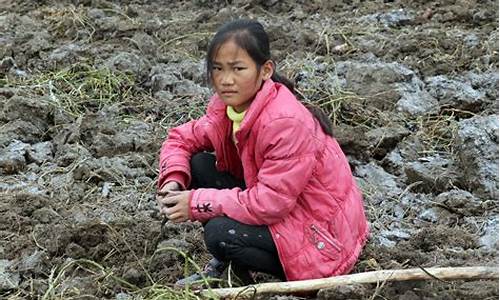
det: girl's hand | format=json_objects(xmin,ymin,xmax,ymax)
[
  {"xmin": 156, "ymin": 181, "xmax": 181, "ymax": 210},
  {"xmin": 158, "ymin": 181, "xmax": 181, "ymax": 195},
  {"xmin": 160, "ymin": 190, "xmax": 191, "ymax": 223}
]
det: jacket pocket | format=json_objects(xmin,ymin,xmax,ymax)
[{"xmin": 306, "ymin": 223, "xmax": 344, "ymax": 261}]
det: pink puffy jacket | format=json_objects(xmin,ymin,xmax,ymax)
[{"xmin": 158, "ymin": 79, "xmax": 369, "ymax": 281}]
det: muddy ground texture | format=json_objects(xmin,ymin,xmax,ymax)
[{"xmin": 0, "ymin": 0, "xmax": 498, "ymax": 299}]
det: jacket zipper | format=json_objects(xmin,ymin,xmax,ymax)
[
  {"xmin": 210, "ymin": 116, "xmax": 229, "ymax": 168},
  {"xmin": 234, "ymin": 135, "xmax": 241, "ymax": 157},
  {"xmin": 311, "ymin": 224, "xmax": 341, "ymax": 251}
]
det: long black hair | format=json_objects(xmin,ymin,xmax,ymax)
[{"xmin": 206, "ymin": 19, "xmax": 333, "ymax": 137}]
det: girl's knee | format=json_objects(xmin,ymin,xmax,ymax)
[
  {"xmin": 190, "ymin": 152, "xmax": 214, "ymax": 171},
  {"xmin": 204, "ymin": 217, "xmax": 234, "ymax": 255}
]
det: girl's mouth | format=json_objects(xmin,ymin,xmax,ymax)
[{"xmin": 221, "ymin": 90, "xmax": 237, "ymax": 95}]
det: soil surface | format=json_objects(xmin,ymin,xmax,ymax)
[{"xmin": 0, "ymin": 0, "xmax": 498, "ymax": 299}]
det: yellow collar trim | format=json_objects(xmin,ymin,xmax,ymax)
[{"xmin": 226, "ymin": 106, "xmax": 246, "ymax": 122}]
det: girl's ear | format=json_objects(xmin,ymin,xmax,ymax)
[{"xmin": 261, "ymin": 60, "xmax": 274, "ymax": 80}]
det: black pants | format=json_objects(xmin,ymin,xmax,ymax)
[{"xmin": 190, "ymin": 152, "xmax": 286, "ymax": 280}]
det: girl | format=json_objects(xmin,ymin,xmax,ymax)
[{"xmin": 156, "ymin": 19, "xmax": 369, "ymax": 285}]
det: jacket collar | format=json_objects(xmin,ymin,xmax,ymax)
[
  {"xmin": 209, "ymin": 79, "xmax": 278, "ymax": 139},
  {"xmin": 237, "ymin": 79, "xmax": 276, "ymax": 138}
]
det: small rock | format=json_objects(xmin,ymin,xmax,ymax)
[
  {"xmin": 14, "ymin": 250, "xmax": 46, "ymax": 275},
  {"xmin": 396, "ymin": 77, "xmax": 439, "ymax": 116},
  {"xmin": 104, "ymin": 51, "xmax": 150, "ymax": 78},
  {"xmin": 404, "ymin": 155, "xmax": 459, "ymax": 193},
  {"xmin": 318, "ymin": 283, "xmax": 368, "ymax": 299},
  {"xmin": 27, "ymin": 141, "xmax": 54, "ymax": 164},
  {"xmin": 336, "ymin": 59, "xmax": 415, "ymax": 111},
  {"xmin": 9, "ymin": 68, "xmax": 28, "ymax": 78},
  {"xmin": 380, "ymin": 228, "xmax": 412, "ymax": 241},
  {"xmin": 2, "ymin": 95, "xmax": 52, "ymax": 126},
  {"xmin": 122, "ymin": 267, "xmax": 144, "ymax": 285},
  {"xmin": 360, "ymin": 9, "xmax": 415, "ymax": 27},
  {"xmin": 157, "ymin": 238, "xmax": 192, "ymax": 253},
  {"xmin": 0, "ymin": 120, "xmax": 43, "ymax": 148},
  {"xmin": 377, "ymin": 9, "xmax": 415, "ymax": 27},
  {"xmin": 398, "ymin": 290, "xmax": 420, "ymax": 300},
  {"xmin": 0, "ymin": 259, "xmax": 20, "ymax": 290},
  {"xmin": 381, "ymin": 148, "xmax": 405, "ymax": 175},
  {"xmin": 55, "ymin": 144, "xmax": 92, "ymax": 168},
  {"xmin": 393, "ymin": 204, "xmax": 406, "ymax": 219},
  {"xmin": 435, "ymin": 189, "xmax": 486, "ymax": 216},
  {"xmin": 32, "ymin": 207, "xmax": 60, "ymax": 224},
  {"xmin": 454, "ymin": 115, "xmax": 498, "ymax": 199},
  {"xmin": 88, "ymin": 8, "xmax": 105, "ymax": 19},
  {"xmin": 355, "ymin": 163, "xmax": 402, "ymax": 200},
  {"xmin": 375, "ymin": 235, "xmax": 396, "ymax": 248},
  {"xmin": 115, "ymin": 292, "xmax": 134, "ymax": 300},
  {"xmin": 464, "ymin": 71, "xmax": 498, "ymax": 101},
  {"xmin": 48, "ymin": 43, "xmax": 83, "ymax": 64},
  {"xmin": 150, "ymin": 64, "xmax": 178, "ymax": 92},
  {"xmin": 332, "ymin": 43, "xmax": 349, "ymax": 54},
  {"xmin": 171, "ymin": 79, "xmax": 209, "ymax": 96},
  {"xmin": 0, "ymin": 56, "xmax": 15, "ymax": 71},
  {"xmin": 153, "ymin": 238, "xmax": 193, "ymax": 264},
  {"xmin": 332, "ymin": 124, "xmax": 369, "ymax": 157},
  {"xmin": 366, "ymin": 125, "xmax": 411, "ymax": 157},
  {"xmin": 262, "ymin": 0, "xmax": 279, "ymax": 7},
  {"xmin": 418, "ymin": 208, "xmax": 439, "ymax": 223},
  {"xmin": 101, "ymin": 182, "xmax": 113, "ymax": 198},
  {"xmin": 65, "ymin": 243, "xmax": 86, "ymax": 259},
  {"xmin": 0, "ymin": 140, "xmax": 30, "ymax": 174},
  {"xmin": 479, "ymin": 217, "xmax": 499, "ymax": 252},
  {"xmin": 130, "ymin": 32, "xmax": 157, "ymax": 56},
  {"xmin": 425, "ymin": 75, "xmax": 485, "ymax": 112}
]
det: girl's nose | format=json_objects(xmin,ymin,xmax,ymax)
[{"xmin": 221, "ymin": 72, "xmax": 234, "ymax": 85}]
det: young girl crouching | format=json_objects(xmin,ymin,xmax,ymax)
[{"xmin": 156, "ymin": 19, "xmax": 369, "ymax": 285}]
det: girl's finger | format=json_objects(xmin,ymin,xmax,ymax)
[
  {"xmin": 159, "ymin": 194, "xmax": 179, "ymax": 206},
  {"xmin": 156, "ymin": 190, "xmax": 169, "ymax": 196},
  {"xmin": 167, "ymin": 212, "xmax": 182, "ymax": 221},
  {"xmin": 164, "ymin": 205, "xmax": 177, "ymax": 216},
  {"xmin": 156, "ymin": 194, "xmax": 168, "ymax": 203},
  {"xmin": 160, "ymin": 205, "xmax": 171, "ymax": 216},
  {"xmin": 165, "ymin": 190, "xmax": 182, "ymax": 196},
  {"xmin": 157, "ymin": 187, "xmax": 182, "ymax": 197},
  {"xmin": 171, "ymin": 214, "xmax": 187, "ymax": 223}
]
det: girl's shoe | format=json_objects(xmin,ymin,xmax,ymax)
[
  {"xmin": 175, "ymin": 258, "xmax": 227, "ymax": 287},
  {"xmin": 175, "ymin": 258, "xmax": 255, "ymax": 287}
]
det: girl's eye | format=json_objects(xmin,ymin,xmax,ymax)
[
  {"xmin": 212, "ymin": 66, "xmax": 222, "ymax": 71},
  {"xmin": 234, "ymin": 67, "xmax": 246, "ymax": 71}
]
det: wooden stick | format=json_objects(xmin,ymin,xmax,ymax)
[{"xmin": 201, "ymin": 266, "xmax": 498, "ymax": 299}]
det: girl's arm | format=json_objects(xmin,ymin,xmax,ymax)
[
  {"xmin": 189, "ymin": 117, "xmax": 317, "ymax": 225},
  {"xmin": 158, "ymin": 115, "xmax": 215, "ymax": 190}
]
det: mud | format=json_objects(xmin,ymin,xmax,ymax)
[{"xmin": 0, "ymin": 0, "xmax": 498, "ymax": 299}]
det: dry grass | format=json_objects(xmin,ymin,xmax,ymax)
[
  {"xmin": 281, "ymin": 51, "xmax": 464, "ymax": 158},
  {"xmin": 28, "ymin": 222, "xmax": 219, "ymax": 300},
  {"xmin": 410, "ymin": 108, "xmax": 466, "ymax": 156},
  {"xmin": 281, "ymin": 53, "xmax": 393, "ymax": 130},
  {"xmin": 158, "ymin": 94, "xmax": 207, "ymax": 129},
  {"xmin": 41, "ymin": 5, "xmax": 96, "ymax": 42},
  {"xmin": 37, "ymin": 258, "xmax": 211, "ymax": 300},
  {"xmin": 2, "ymin": 63, "xmax": 137, "ymax": 117}
]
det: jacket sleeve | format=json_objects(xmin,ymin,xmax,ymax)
[
  {"xmin": 158, "ymin": 115, "xmax": 215, "ymax": 189},
  {"xmin": 189, "ymin": 117, "xmax": 317, "ymax": 225}
]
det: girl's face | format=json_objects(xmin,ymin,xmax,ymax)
[{"xmin": 211, "ymin": 39, "xmax": 273, "ymax": 112}]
